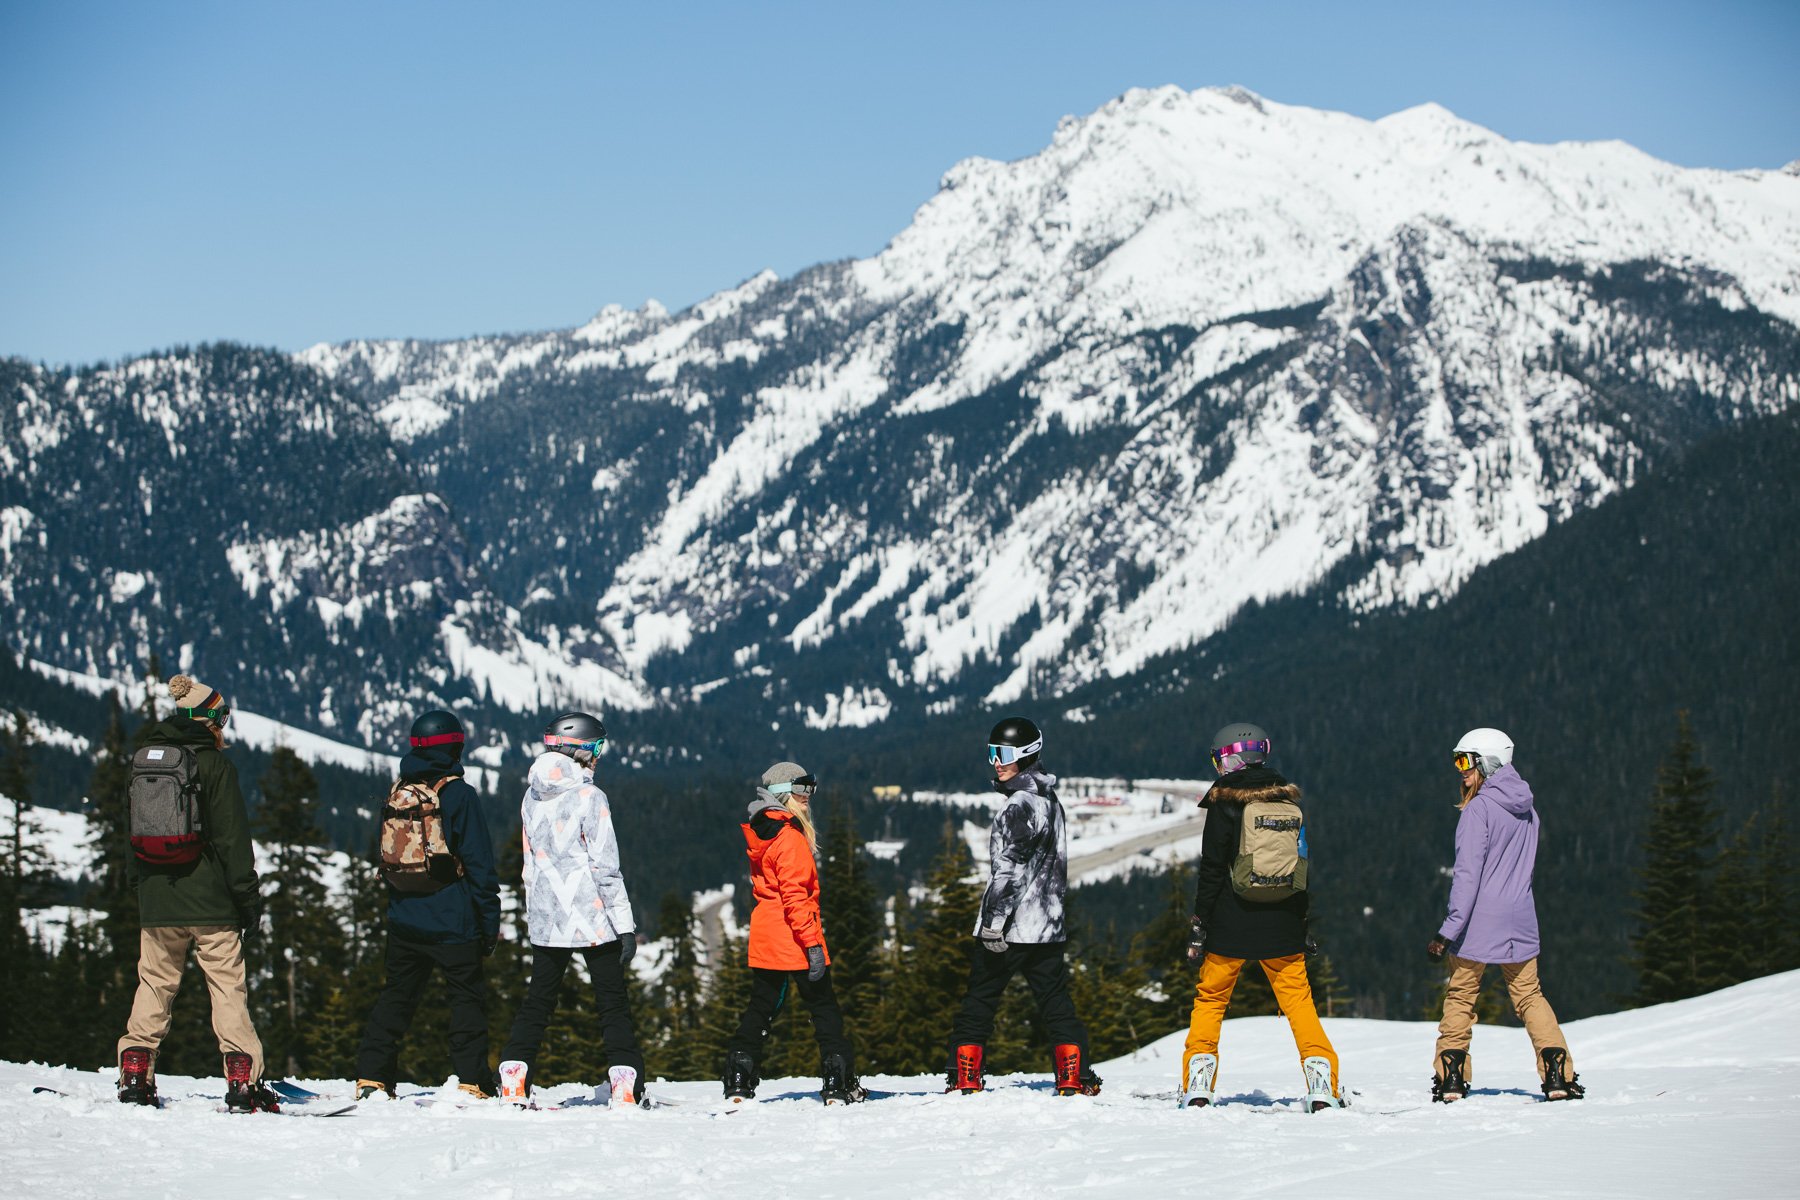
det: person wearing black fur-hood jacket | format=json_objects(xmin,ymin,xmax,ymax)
[
  {"xmin": 944, "ymin": 717, "xmax": 1100, "ymax": 1097},
  {"xmin": 1179, "ymin": 723, "xmax": 1343, "ymax": 1112}
]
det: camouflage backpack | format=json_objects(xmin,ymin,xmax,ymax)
[
  {"xmin": 128, "ymin": 743, "xmax": 206, "ymax": 865},
  {"xmin": 1229, "ymin": 794, "xmax": 1309, "ymax": 903},
  {"xmin": 377, "ymin": 776, "xmax": 464, "ymax": 893}
]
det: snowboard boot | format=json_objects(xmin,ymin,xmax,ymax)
[
  {"xmin": 224, "ymin": 1052, "xmax": 280, "ymax": 1113},
  {"xmin": 609, "ymin": 1065, "xmax": 649, "ymax": 1108},
  {"xmin": 820, "ymin": 1052, "xmax": 868, "ymax": 1105},
  {"xmin": 1540, "ymin": 1047, "xmax": 1585, "ymax": 1101},
  {"xmin": 356, "ymin": 1078, "xmax": 395, "ymax": 1102},
  {"xmin": 1180, "ymin": 1053, "xmax": 1217, "ymax": 1109},
  {"xmin": 498, "ymin": 1060, "xmax": 530, "ymax": 1105},
  {"xmin": 117, "ymin": 1046, "xmax": 158, "ymax": 1107},
  {"xmin": 723, "ymin": 1050, "xmax": 758, "ymax": 1102},
  {"xmin": 1432, "ymin": 1049, "xmax": 1469, "ymax": 1103},
  {"xmin": 1303, "ymin": 1056, "xmax": 1345, "ymax": 1111},
  {"xmin": 946, "ymin": 1043, "xmax": 984, "ymax": 1094},
  {"xmin": 1053, "ymin": 1044, "xmax": 1102, "ymax": 1097}
]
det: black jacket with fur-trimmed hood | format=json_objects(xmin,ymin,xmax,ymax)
[{"xmin": 1191, "ymin": 764, "xmax": 1310, "ymax": 960}]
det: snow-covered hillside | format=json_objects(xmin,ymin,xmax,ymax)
[
  {"xmin": 6, "ymin": 86, "xmax": 1799, "ymax": 750},
  {"xmin": 6, "ymin": 971, "xmax": 1794, "ymax": 1199}
]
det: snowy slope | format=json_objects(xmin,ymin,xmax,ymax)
[{"xmin": 5, "ymin": 971, "xmax": 1794, "ymax": 1199}]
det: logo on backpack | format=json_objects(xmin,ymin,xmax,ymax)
[
  {"xmin": 129, "ymin": 744, "xmax": 206, "ymax": 865},
  {"xmin": 377, "ymin": 777, "xmax": 465, "ymax": 894},
  {"xmin": 1230, "ymin": 794, "xmax": 1309, "ymax": 902}
]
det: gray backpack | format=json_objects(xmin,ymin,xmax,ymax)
[{"xmin": 129, "ymin": 744, "xmax": 206, "ymax": 865}]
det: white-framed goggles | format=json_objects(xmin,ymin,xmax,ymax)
[{"xmin": 987, "ymin": 738, "xmax": 1043, "ymax": 766}]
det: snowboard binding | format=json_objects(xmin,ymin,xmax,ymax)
[
  {"xmin": 723, "ymin": 1050, "xmax": 758, "ymax": 1102},
  {"xmin": 1180, "ymin": 1053, "xmax": 1217, "ymax": 1109},
  {"xmin": 117, "ymin": 1046, "xmax": 158, "ymax": 1107},
  {"xmin": 224, "ymin": 1052, "xmax": 281, "ymax": 1113},
  {"xmin": 1540, "ymin": 1047, "xmax": 1585, "ymax": 1101},
  {"xmin": 1432, "ymin": 1049, "xmax": 1469, "ymax": 1103},
  {"xmin": 946, "ymin": 1043, "xmax": 985, "ymax": 1094},
  {"xmin": 820, "ymin": 1052, "xmax": 868, "ymax": 1105}
]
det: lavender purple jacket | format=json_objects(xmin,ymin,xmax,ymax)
[{"xmin": 1438, "ymin": 764, "xmax": 1542, "ymax": 964}]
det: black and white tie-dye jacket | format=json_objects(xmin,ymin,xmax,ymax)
[{"xmin": 974, "ymin": 767, "xmax": 1069, "ymax": 944}]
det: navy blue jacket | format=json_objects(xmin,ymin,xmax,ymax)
[{"xmin": 384, "ymin": 747, "xmax": 501, "ymax": 946}]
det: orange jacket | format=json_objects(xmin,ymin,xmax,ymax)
[{"xmin": 742, "ymin": 805, "xmax": 829, "ymax": 971}]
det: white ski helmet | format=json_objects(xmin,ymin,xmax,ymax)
[{"xmin": 1452, "ymin": 728, "xmax": 1514, "ymax": 777}]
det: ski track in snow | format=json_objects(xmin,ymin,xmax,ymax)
[{"xmin": 5, "ymin": 972, "xmax": 1794, "ymax": 1199}]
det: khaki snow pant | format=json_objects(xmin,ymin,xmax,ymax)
[
  {"xmin": 1434, "ymin": 954, "xmax": 1571, "ymax": 1083},
  {"xmin": 117, "ymin": 924, "xmax": 264, "ymax": 1082},
  {"xmin": 1182, "ymin": 952, "xmax": 1339, "ymax": 1096}
]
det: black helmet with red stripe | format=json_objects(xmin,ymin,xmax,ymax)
[{"xmin": 409, "ymin": 710, "xmax": 466, "ymax": 758}]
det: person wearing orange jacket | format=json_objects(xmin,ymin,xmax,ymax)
[{"xmin": 722, "ymin": 761, "xmax": 866, "ymax": 1104}]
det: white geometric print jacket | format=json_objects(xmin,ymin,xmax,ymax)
[{"xmin": 520, "ymin": 751, "xmax": 637, "ymax": 947}]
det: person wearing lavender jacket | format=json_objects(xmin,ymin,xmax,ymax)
[{"xmin": 1426, "ymin": 728, "xmax": 1584, "ymax": 1103}]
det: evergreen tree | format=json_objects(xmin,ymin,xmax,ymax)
[
  {"xmin": 82, "ymin": 693, "xmax": 139, "ymax": 1034},
  {"xmin": 252, "ymin": 747, "xmax": 343, "ymax": 1076},
  {"xmin": 646, "ymin": 890, "xmax": 708, "ymax": 1079},
  {"xmin": 869, "ymin": 823, "xmax": 982, "ymax": 1075},
  {"xmin": 819, "ymin": 797, "xmax": 882, "ymax": 1029},
  {"xmin": 1630, "ymin": 712, "xmax": 1722, "ymax": 1005}
]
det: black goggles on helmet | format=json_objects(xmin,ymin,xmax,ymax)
[
  {"xmin": 767, "ymin": 774, "xmax": 817, "ymax": 797},
  {"xmin": 987, "ymin": 738, "xmax": 1043, "ymax": 766}
]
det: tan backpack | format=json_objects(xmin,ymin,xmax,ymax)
[
  {"xmin": 1229, "ymin": 795, "xmax": 1309, "ymax": 902},
  {"xmin": 377, "ymin": 777, "xmax": 465, "ymax": 893}
]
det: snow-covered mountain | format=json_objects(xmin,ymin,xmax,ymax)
[{"xmin": 5, "ymin": 86, "xmax": 1798, "ymax": 754}]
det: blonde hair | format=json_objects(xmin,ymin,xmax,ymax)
[
  {"xmin": 783, "ymin": 795, "xmax": 819, "ymax": 856},
  {"xmin": 1457, "ymin": 770, "xmax": 1484, "ymax": 810}
]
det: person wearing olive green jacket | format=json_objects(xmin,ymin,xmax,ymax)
[{"xmin": 115, "ymin": 674, "xmax": 273, "ymax": 1111}]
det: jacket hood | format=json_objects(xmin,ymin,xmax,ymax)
[
  {"xmin": 526, "ymin": 750, "xmax": 589, "ymax": 803},
  {"xmin": 994, "ymin": 766, "xmax": 1058, "ymax": 796},
  {"xmin": 144, "ymin": 717, "xmax": 219, "ymax": 750},
  {"xmin": 741, "ymin": 805, "xmax": 797, "ymax": 869},
  {"xmin": 400, "ymin": 745, "xmax": 465, "ymax": 783},
  {"xmin": 1477, "ymin": 763, "xmax": 1535, "ymax": 817},
  {"xmin": 1204, "ymin": 764, "xmax": 1297, "ymax": 807},
  {"xmin": 747, "ymin": 791, "xmax": 791, "ymax": 821}
]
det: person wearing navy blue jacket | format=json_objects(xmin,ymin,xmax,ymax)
[{"xmin": 353, "ymin": 710, "xmax": 501, "ymax": 1100}]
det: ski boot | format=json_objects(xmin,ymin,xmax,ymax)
[
  {"xmin": 1303, "ymin": 1056, "xmax": 1345, "ymax": 1111},
  {"xmin": 356, "ymin": 1078, "xmax": 395, "ymax": 1102},
  {"xmin": 723, "ymin": 1050, "xmax": 758, "ymax": 1103},
  {"xmin": 117, "ymin": 1046, "xmax": 158, "ymax": 1107},
  {"xmin": 1540, "ymin": 1047, "xmax": 1585, "ymax": 1101},
  {"xmin": 1179, "ymin": 1053, "xmax": 1217, "ymax": 1109},
  {"xmin": 820, "ymin": 1052, "xmax": 868, "ymax": 1105},
  {"xmin": 609, "ymin": 1065, "xmax": 651, "ymax": 1108},
  {"xmin": 1431, "ymin": 1049, "xmax": 1469, "ymax": 1103},
  {"xmin": 498, "ymin": 1060, "xmax": 530, "ymax": 1106},
  {"xmin": 224, "ymin": 1052, "xmax": 281, "ymax": 1113},
  {"xmin": 946, "ymin": 1043, "xmax": 984, "ymax": 1094},
  {"xmin": 1053, "ymin": 1044, "xmax": 1102, "ymax": 1097}
]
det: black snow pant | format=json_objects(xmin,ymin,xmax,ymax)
[
  {"xmin": 949, "ymin": 940, "xmax": 1090, "ymax": 1068},
  {"xmin": 499, "ymin": 942, "xmax": 646, "ymax": 1082},
  {"xmin": 355, "ymin": 933, "xmax": 491, "ymax": 1091},
  {"xmin": 726, "ymin": 966, "xmax": 856, "ymax": 1082}
]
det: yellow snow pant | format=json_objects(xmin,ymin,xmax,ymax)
[
  {"xmin": 117, "ymin": 924, "xmax": 264, "ymax": 1082},
  {"xmin": 1181, "ymin": 952, "xmax": 1338, "ymax": 1095},
  {"xmin": 1434, "ymin": 954, "xmax": 1572, "ymax": 1083}
]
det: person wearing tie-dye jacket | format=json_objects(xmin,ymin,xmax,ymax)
[{"xmin": 496, "ymin": 712, "xmax": 648, "ymax": 1106}]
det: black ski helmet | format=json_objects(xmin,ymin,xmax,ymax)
[
  {"xmin": 409, "ymin": 710, "xmax": 465, "ymax": 754},
  {"xmin": 1209, "ymin": 722, "xmax": 1270, "ymax": 775},
  {"xmin": 543, "ymin": 711, "xmax": 606, "ymax": 757},
  {"xmin": 987, "ymin": 716, "xmax": 1044, "ymax": 769}
]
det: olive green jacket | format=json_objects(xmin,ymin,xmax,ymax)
[{"xmin": 128, "ymin": 718, "xmax": 261, "ymax": 927}]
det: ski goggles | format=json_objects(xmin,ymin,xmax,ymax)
[
  {"xmin": 1452, "ymin": 750, "xmax": 1480, "ymax": 773},
  {"xmin": 766, "ymin": 774, "xmax": 817, "ymax": 798},
  {"xmin": 545, "ymin": 734, "xmax": 605, "ymax": 758},
  {"xmin": 1211, "ymin": 738, "xmax": 1270, "ymax": 775},
  {"xmin": 987, "ymin": 738, "xmax": 1043, "ymax": 766}
]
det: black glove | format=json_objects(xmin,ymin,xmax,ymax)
[
  {"xmin": 616, "ymin": 931, "xmax": 637, "ymax": 967},
  {"xmin": 1426, "ymin": 933, "xmax": 1449, "ymax": 963},
  {"xmin": 1305, "ymin": 932, "xmax": 1320, "ymax": 959},
  {"xmin": 1185, "ymin": 917, "xmax": 1208, "ymax": 964},
  {"xmin": 805, "ymin": 944, "xmax": 827, "ymax": 981},
  {"xmin": 236, "ymin": 896, "xmax": 264, "ymax": 942},
  {"xmin": 978, "ymin": 926, "xmax": 1008, "ymax": 954},
  {"xmin": 480, "ymin": 933, "xmax": 498, "ymax": 959}
]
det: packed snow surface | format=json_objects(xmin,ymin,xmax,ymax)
[{"xmin": 5, "ymin": 972, "xmax": 1794, "ymax": 1199}]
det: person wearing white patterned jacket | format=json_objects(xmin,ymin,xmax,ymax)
[{"xmin": 496, "ymin": 712, "xmax": 648, "ymax": 1106}]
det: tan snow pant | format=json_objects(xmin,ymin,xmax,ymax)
[
  {"xmin": 117, "ymin": 924, "xmax": 264, "ymax": 1081},
  {"xmin": 1434, "ymin": 954, "xmax": 1571, "ymax": 1083}
]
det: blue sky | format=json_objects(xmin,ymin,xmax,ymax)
[{"xmin": 3, "ymin": 0, "xmax": 1796, "ymax": 366}]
